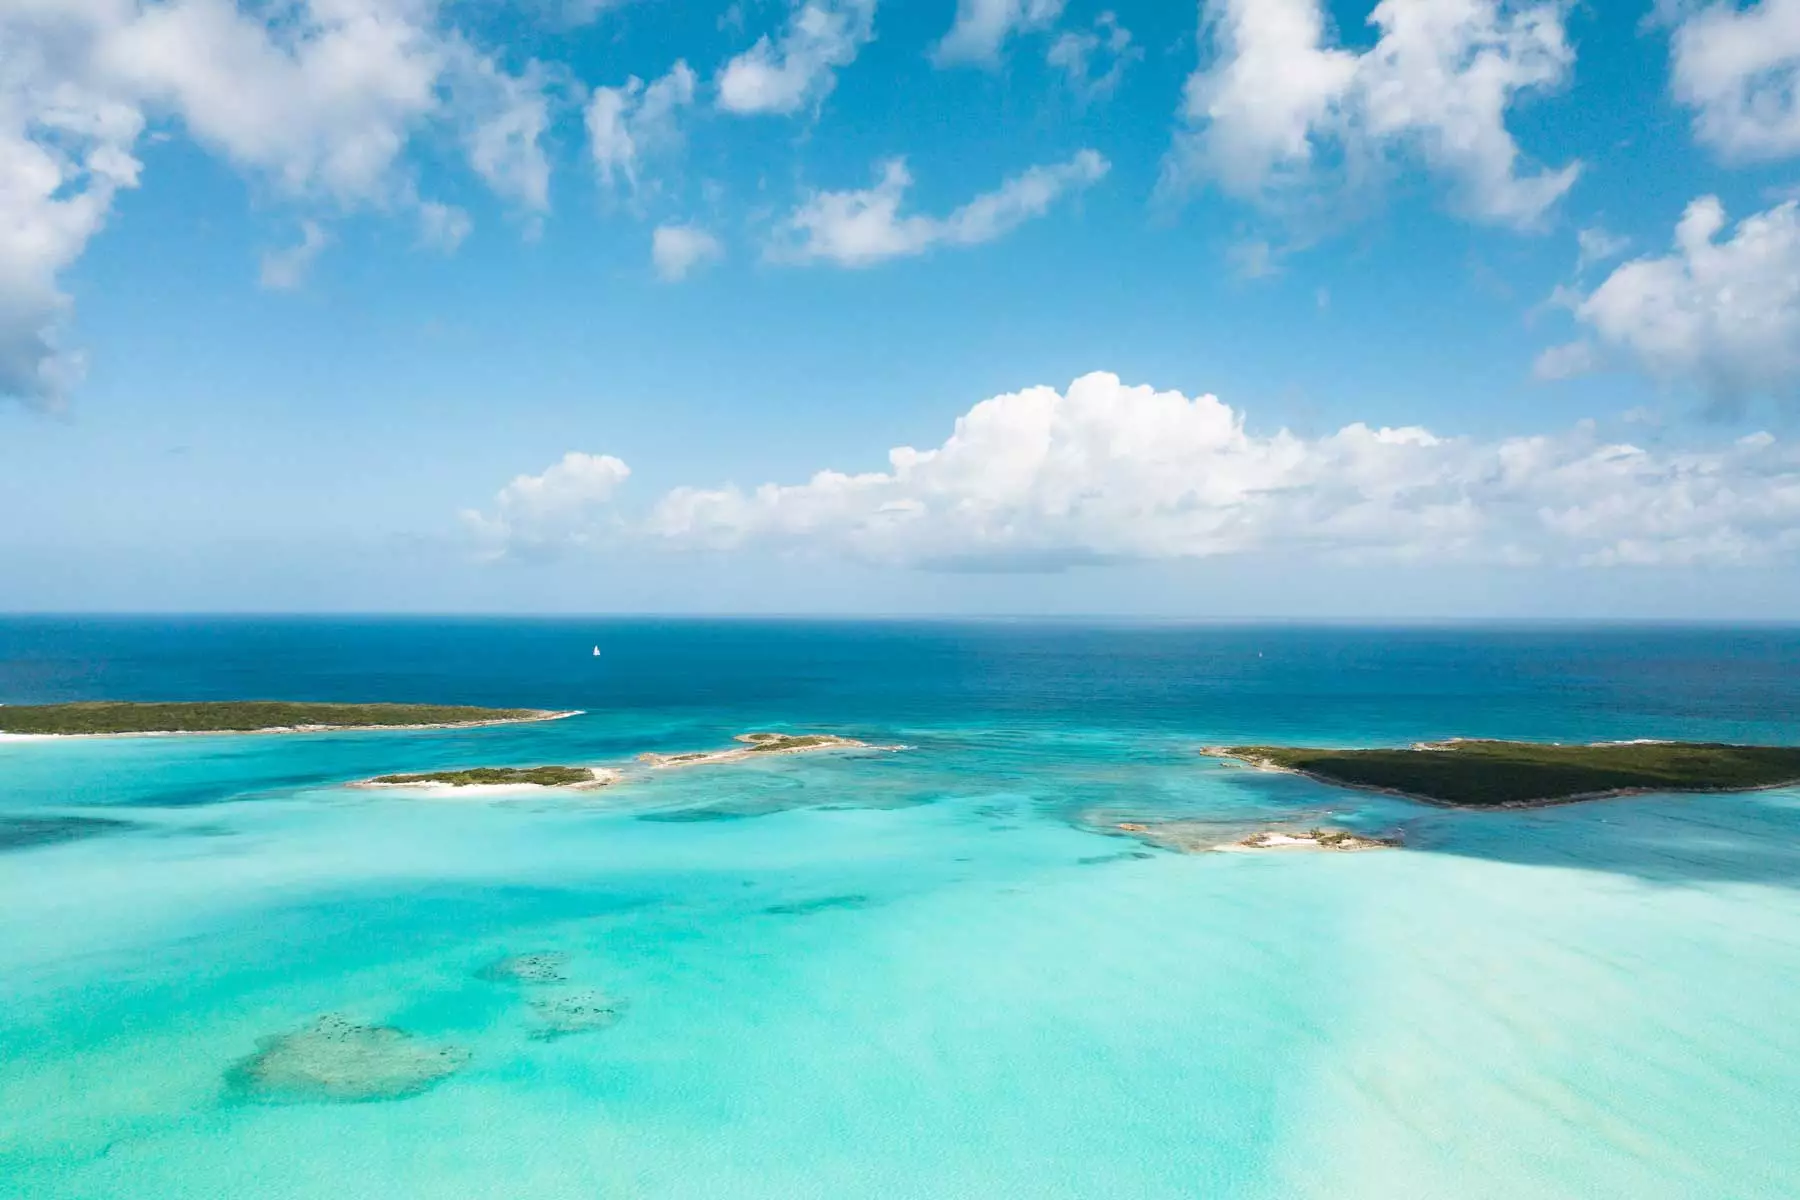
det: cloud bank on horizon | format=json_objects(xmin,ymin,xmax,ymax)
[
  {"xmin": 6, "ymin": 0, "xmax": 1800, "ymax": 413},
  {"xmin": 466, "ymin": 371, "xmax": 1800, "ymax": 572}
]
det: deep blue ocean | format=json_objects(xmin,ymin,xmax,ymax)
[{"xmin": 4, "ymin": 618, "xmax": 1799, "ymax": 1199}]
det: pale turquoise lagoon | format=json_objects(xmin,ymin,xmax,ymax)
[{"xmin": 3, "ymin": 619, "xmax": 1799, "ymax": 1198}]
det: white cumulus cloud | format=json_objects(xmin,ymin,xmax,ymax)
[
  {"xmin": 453, "ymin": 53, "xmax": 555, "ymax": 218},
  {"xmin": 652, "ymin": 223, "xmax": 722, "ymax": 280},
  {"xmin": 773, "ymin": 149, "xmax": 1108, "ymax": 267},
  {"xmin": 933, "ymin": 0, "xmax": 1064, "ymax": 65},
  {"xmin": 0, "ymin": 64, "xmax": 142, "ymax": 408},
  {"xmin": 586, "ymin": 59, "xmax": 696, "ymax": 197},
  {"xmin": 462, "ymin": 451, "xmax": 632, "ymax": 559},
  {"xmin": 1167, "ymin": 0, "xmax": 1579, "ymax": 228},
  {"xmin": 0, "ymin": 0, "xmax": 558, "ymax": 408},
  {"xmin": 1670, "ymin": 0, "xmax": 1800, "ymax": 161},
  {"xmin": 1546, "ymin": 196, "xmax": 1800, "ymax": 403},
  {"xmin": 469, "ymin": 373, "xmax": 1800, "ymax": 570},
  {"xmin": 716, "ymin": 0, "xmax": 876, "ymax": 116}
]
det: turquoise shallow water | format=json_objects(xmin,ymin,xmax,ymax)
[{"xmin": 4, "ymin": 619, "xmax": 1800, "ymax": 1199}]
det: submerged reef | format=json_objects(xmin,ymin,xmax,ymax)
[
  {"xmin": 226, "ymin": 1015, "xmax": 469, "ymax": 1103},
  {"xmin": 1206, "ymin": 739, "xmax": 1800, "ymax": 808},
  {"xmin": 476, "ymin": 952, "xmax": 570, "ymax": 984},
  {"xmin": 0, "ymin": 815, "xmax": 138, "ymax": 851},
  {"xmin": 0, "ymin": 701, "xmax": 574, "ymax": 736},
  {"xmin": 527, "ymin": 990, "xmax": 628, "ymax": 1040},
  {"xmin": 476, "ymin": 952, "xmax": 629, "ymax": 1039},
  {"xmin": 761, "ymin": 893, "xmax": 873, "ymax": 915}
]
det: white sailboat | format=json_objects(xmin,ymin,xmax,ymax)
[{"xmin": 592, "ymin": 646, "xmax": 601, "ymax": 657}]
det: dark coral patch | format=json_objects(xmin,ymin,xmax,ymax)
[
  {"xmin": 476, "ymin": 952, "xmax": 569, "ymax": 985},
  {"xmin": 527, "ymin": 990, "xmax": 628, "ymax": 1040},
  {"xmin": 227, "ymin": 1015, "xmax": 469, "ymax": 1103}
]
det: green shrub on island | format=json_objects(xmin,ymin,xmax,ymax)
[
  {"xmin": 0, "ymin": 701, "xmax": 552, "ymax": 735},
  {"xmin": 1217, "ymin": 740, "xmax": 1800, "ymax": 807},
  {"xmin": 369, "ymin": 766, "xmax": 595, "ymax": 788},
  {"xmin": 744, "ymin": 734, "xmax": 840, "ymax": 752}
]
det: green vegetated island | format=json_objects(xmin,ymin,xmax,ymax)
[
  {"xmin": 0, "ymin": 701, "xmax": 575, "ymax": 736},
  {"xmin": 366, "ymin": 766, "xmax": 609, "ymax": 789},
  {"xmin": 358, "ymin": 732, "xmax": 886, "ymax": 792},
  {"xmin": 1207, "ymin": 739, "xmax": 1800, "ymax": 808},
  {"xmin": 637, "ymin": 731, "xmax": 878, "ymax": 768}
]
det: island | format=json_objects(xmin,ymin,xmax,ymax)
[
  {"xmin": 360, "ymin": 766, "xmax": 616, "ymax": 790},
  {"xmin": 1113, "ymin": 820, "xmax": 1400, "ymax": 854},
  {"xmin": 637, "ymin": 731, "xmax": 885, "ymax": 768},
  {"xmin": 0, "ymin": 701, "xmax": 578, "ymax": 737},
  {"xmin": 1205, "ymin": 739, "xmax": 1800, "ymax": 808}
]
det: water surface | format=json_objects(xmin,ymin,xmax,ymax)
[{"xmin": 3, "ymin": 618, "xmax": 1798, "ymax": 1198}]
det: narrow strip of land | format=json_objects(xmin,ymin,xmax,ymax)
[
  {"xmin": 0, "ymin": 701, "xmax": 577, "ymax": 737},
  {"xmin": 362, "ymin": 766, "xmax": 615, "ymax": 790},
  {"xmin": 1205, "ymin": 739, "xmax": 1800, "ymax": 808},
  {"xmin": 636, "ymin": 732, "xmax": 881, "ymax": 768},
  {"xmin": 354, "ymin": 732, "xmax": 891, "ymax": 796}
]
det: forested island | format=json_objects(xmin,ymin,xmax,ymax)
[
  {"xmin": 0, "ymin": 701, "xmax": 575, "ymax": 736},
  {"xmin": 1206, "ymin": 739, "xmax": 1800, "ymax": 808}
]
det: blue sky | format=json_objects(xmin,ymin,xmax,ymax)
[{"xmin": 5, "ymin": 0, "xmax": 1800, "ymax": 616}]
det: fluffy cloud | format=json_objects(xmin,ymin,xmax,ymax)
[
  {"xmin": 716, "ymin": 0, "xmax": 876, "ymax": 115},
  {"xmin": 0, "ymin": 0, "xmax": 554, "ymax": 408},
  {"xmin": 0, "ymin": 65, "xmax": 142, "ymax": 407},
  {"xmin": 1168, "ymin": 0, "xmax": 1579, "ymax": 228},
  {"xmin": 1543, "ymin": 197, "xmax": 1800, "ymax": 403},
  {"xmin": 652, "ymin": 223, "xmax": 722, "ymax": 280},
  {"xmin": 773, "ymin": 149, "xmax": 1108, "ymax": 267},
  {"xmin": 462, "ymin": 451, "xmax": 632, "ymax": 558},
  {"xmin": 933, "ymin": 0, "xmax": 1064, "ymax": 65},
  {"xmin": 454, "ymin": 54, "xmax": 554, "ymax": 218},
  {"xmin": 1046, "ymin": 12, "xmax": 1140, "ymax": 103},
  {"xmin": 1670, "ymin": 0, "xmax": 1800, "ymax": 161},
  {"xmin": 586, "ymin": 60, "xmax": 696, "ymax": 196},
  {"xmin": 468, "ymin": 372, "xmax": 1800, "ymax": 569}
]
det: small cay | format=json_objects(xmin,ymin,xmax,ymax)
[
  {"xmin": 1205, "ymin": 739, "xmax": 1800, "ymax": 808},
  {"xmin": 357, "ymin": 731, "xmax": 896, "ymax": 792},
  {"xmin": 363, "ymin": 766, "xmax": 614, "ymax": 790},
  {"xmin": 637, "ymin": 731, "xmax": 884, "ymax": 769},
  {"xmin": 1114, "ymin": 820, "xmax": 1401, "ymax": 854}
]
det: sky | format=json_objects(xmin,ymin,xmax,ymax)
[{"xmin": 5, "ymin": 0, "xmax": 1800, "ymax": 617}]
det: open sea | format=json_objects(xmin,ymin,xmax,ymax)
[{"xmin": 3, "ymin": 616, "xmax": 1799, "ymax": 1200}]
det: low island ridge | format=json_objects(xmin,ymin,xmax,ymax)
[
  {"xmin": 637, "ymin": 731, "xmax": 888, "ymax": 768},
  {"xmin": 362, "ymin": 766, "xmax": 617, "ymax": 790},
  {"xmin": 0, "ymin": 701, "xmax": 578, "ymax": 737},
  {"xmin": 1205, "ymin": 739, "xmax": 1800, "ymax": 808},
  {"xmin": 351, "ymin": 731, "xmax": 891, "ymax": 795}
]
